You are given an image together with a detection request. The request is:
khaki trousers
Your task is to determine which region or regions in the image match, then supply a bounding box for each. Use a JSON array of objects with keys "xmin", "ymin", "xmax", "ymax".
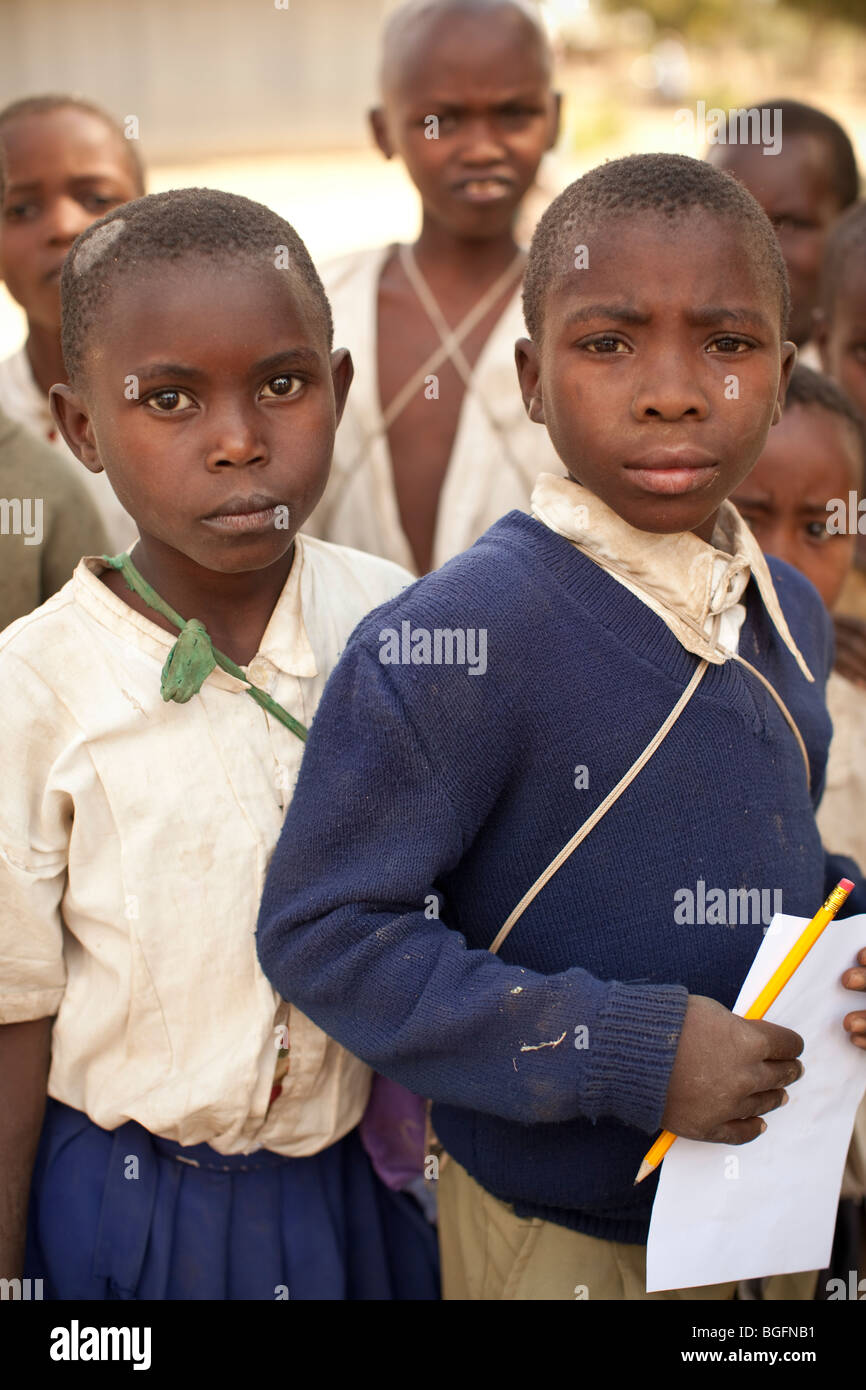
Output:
[{"xmin": 438, "ymin": 1154, "xmax": 739, "ymax": 1301}]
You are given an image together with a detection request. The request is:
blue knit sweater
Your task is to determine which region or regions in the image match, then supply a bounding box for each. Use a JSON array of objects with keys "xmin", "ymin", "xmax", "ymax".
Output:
[{"xmin": 257, "ymin": 512, "xmax": 863, "ymax": 1244}]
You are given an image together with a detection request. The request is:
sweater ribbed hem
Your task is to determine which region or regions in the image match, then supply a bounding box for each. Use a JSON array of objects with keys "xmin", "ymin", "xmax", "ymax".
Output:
[
  {"xmin": 582, "ymin": 982, "xmax": 689, "ymax": 1132},
  {"xmin": 508, "ymin": 1197, "xmax": 652, "ymax": 1246}
]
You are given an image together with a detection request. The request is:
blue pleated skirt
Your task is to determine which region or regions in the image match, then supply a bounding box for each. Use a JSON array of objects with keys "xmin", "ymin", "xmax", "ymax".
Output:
[{"xmin": 24, "ymin": 1098, "xmax": 440, "ymax": 1300}]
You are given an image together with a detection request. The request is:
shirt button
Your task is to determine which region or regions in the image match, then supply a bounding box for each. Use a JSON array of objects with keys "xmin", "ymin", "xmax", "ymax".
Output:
[{"xmin": 246, "ymin": 658, "xmax": 270, "ymax": 686}]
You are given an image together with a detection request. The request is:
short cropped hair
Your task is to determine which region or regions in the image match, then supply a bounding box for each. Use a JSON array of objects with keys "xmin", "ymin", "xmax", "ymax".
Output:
[
  {"xmin": 784, "ymin": 362, "xmax": 866, "ymax": 478},
  {"xmin": 379, "ymin": 0, "xmax": 553, "ymax": 92},
  {"xmin": 819, "ymin": 199, "xmax": 866, "ymax": 320},
  {"xmin": 60, "ymin": 187, "xmax": 334, "ymax": 387},
  {"xmin": 759, "ymin": 99, "xmax": 860, "ymax": 210},
  {"xmin": 0, "ymin": 94, "xmax": 146, "ymax": 198},
  {"xmin": 523, "ymin": 153, "xmax": 791, "ymax": 342}
]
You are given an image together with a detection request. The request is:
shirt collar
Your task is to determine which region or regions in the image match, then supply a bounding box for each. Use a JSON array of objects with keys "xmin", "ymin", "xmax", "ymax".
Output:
[
  {"xmin": 530, "ymin": 472, "xmax": 813, "ymax": 680},
  {"xmin": 73, "ymin": 534, "xmax": 318, "ymax": 692}
]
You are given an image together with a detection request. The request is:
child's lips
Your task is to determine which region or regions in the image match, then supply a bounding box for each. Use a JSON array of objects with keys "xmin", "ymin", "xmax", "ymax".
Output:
[
  {"xmin": 625, "ymin": 452, "xmax": 720, "ymax": 497},
  {"xmin": 202, "ymin": 494, "xmax": 286, "ymax": 533},
  {"xmin": 451, "ymin": 177, "xmax": 515, "ymax": 204}
]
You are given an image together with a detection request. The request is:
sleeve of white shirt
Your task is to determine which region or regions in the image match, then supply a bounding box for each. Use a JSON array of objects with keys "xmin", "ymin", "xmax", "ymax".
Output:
[{"xmin": 0, "ymin": 646, "xmax": 72, "ymax": 1022}]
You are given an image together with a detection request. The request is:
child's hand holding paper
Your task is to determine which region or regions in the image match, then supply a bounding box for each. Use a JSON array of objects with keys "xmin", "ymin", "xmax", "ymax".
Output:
[
  {"xmin": 842, "ymin": 947, "xmax": 866, "ymax": 1048},
  {"xmin": 647, "ymin": 908, "xmax": 866, "ymax": 1291},
  {"xmin": 660, "ymin": 996, "xmax": 804, "ymax": 1145}
]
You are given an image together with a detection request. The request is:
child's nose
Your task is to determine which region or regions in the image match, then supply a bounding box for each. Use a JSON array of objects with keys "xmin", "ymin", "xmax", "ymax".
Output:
[
  {"xmin": 458, "ymin": 118, "xmax": 507, "ymax": 164},
  {"xmin": 204, "ymin": 405, "xmax": 267, "ymax": 470},
  {"xmin": 44, "ymin": 195, "xmax": 94, "ymax": 245},
  {"xmin": 631, "ymin": 365, "xmax": 709, "ymax": 421}
]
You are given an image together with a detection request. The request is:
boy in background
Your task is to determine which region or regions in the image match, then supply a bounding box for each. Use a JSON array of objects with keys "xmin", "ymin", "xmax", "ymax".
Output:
[
  {"xmin": 258, "ymin": 155, "xmax": 866, "ymax": 1299},
  {"xmin": 0, "ymin": 95, "xmax": 144, "ymax": 551},
  {"xmin": 732, "ymin": 363, "xmax": 866, "ymax": 1296},
  {"xmin": 708, "ymin": 99, "xmax": 859, "ymax": 362},
  {"xmin": 304, "ymin": 0, "xmax": 565, "ymax": 575},
  {"xmin": 816, "ymin": 201, "xmax": 866, "ymax": 643}
]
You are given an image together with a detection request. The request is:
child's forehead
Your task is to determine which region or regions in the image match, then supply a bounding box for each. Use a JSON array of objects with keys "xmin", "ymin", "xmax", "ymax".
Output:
[
  {"xmin": 712, "ymin": 137, "xmax": 836, "ymax": 211},
  {"xmin": 382, "ymin": 3, "xmax": 549, "ymax": 100},
  {"xmin": 100, "ymin": 255, "xmax": 325, "ymax": 349},
  {"xmin": 547, "ymin": 209, "xmax": 775, "ymax": 318},
  {"xmin": 831, "ymin": 258, "xmax": 866, "ymax": 311},
  {"xmin": 769, "ymin": 404, "xmax": 862, "ymax": 484},
  {"xmin": 1, "ymin": 107, "xmax": 131, "ymax": 179}
]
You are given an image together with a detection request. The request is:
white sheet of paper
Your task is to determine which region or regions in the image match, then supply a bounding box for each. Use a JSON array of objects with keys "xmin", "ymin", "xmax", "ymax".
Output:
[{"xmin": 646, "ymin": 912, "xmax": 866, "ymax": 1292}]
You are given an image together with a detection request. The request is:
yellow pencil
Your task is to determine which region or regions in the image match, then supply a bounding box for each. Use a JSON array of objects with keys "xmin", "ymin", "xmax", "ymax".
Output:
[{"xmin": 634, "ymin": 877, "xmax": 855, "ymax": 1185}]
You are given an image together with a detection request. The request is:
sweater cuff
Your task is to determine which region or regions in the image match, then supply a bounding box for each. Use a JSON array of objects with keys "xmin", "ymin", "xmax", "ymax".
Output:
[{"xmin": 581, "ymin": 981, "xmax": 688, "ymax": 1133}]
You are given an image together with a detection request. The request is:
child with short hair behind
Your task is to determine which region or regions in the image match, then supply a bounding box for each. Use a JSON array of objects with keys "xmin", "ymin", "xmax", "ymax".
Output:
[
  {"xmin": 732, "ymin": 362, "xmax": 866, "ymax": 1293},
  {"xmin": 0, "ymin": 95, "xmax": 144, "ymax": 551},
  {"xmin": 258, "ymin": 154, "xmax": 866, "ymax": 1300},
  {"xmin": 304, "ymin": 0, "xmax": 565, "ymax": 575},
  {"xmin": 815, "ymin": 201, "xmax": 866, "ymax": 642},
  {"xmin": 709, "ymin": 99, "xmax": 859, "ymax": 357},
  {"xmin": 0, "ymin": 187, "xmax": 438, "ymax": 1300}
]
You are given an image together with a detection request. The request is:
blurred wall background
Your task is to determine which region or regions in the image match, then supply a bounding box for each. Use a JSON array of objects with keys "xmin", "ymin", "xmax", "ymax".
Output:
[
  {"xmin": 0, "ymin": 0, "xmax": 863, "ymax": 353},
  {"xmin": 0, "ymin": 0, "xmax": 392, "ymax": 157}
]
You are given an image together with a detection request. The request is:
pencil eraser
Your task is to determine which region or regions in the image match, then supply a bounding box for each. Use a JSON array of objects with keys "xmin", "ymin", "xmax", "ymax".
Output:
[{"xmin": 841, "ymin": 879, "xmax": 855, "ymax": 892}]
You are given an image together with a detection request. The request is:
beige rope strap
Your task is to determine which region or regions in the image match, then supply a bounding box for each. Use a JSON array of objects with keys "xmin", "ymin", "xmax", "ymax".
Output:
[
  {"xmin": 731, "ymin": 652, "xmax": 810, "ymax": 783},
  {"xmin": 398, "ymin": 243, "xmax": 530, "ymax": 488},
  {"xmin": 568, "ymin": 539, "xmax": 812, "ymax": 785},
  {"xmin": 488, "ymin": 655, "xmax": 710, "ymax": 957},
  {"xmin": 487, "ymin": 567, "xmax": 814, "ymax": 957},
  {"xmin": 316, "ymin": 245, "xmax": 526, "ymax": 535}
]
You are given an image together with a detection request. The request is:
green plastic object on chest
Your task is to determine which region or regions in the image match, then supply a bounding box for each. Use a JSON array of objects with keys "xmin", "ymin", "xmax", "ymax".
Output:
[{"xmin": 102, "ymin": 553, "xmax": 307, "ymax": 743}]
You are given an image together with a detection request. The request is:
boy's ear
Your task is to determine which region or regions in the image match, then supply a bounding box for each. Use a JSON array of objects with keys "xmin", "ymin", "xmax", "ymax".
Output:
[
  {"xmin": 368, "ymin": 107, "xmax": 394, "ymax": 160},
  {"xmin": 49, "ymin": 384, "xmax": 104, "ymax": 474},
  {"xmin": 771, "ymin": 341, "xmax": 798, "ymax": 425},
  {"xmin": 330, "ymin": 347, "xmax": 354, "ymax": 426},
  {"xmin": 515, "ymin": 337, "xmax": 545, "ymax": 425}
]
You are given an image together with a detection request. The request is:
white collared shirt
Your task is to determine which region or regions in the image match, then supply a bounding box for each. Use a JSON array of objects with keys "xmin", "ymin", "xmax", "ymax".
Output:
[
  {"xmin": 530, "ymin": 472, "xmax": 814, "ymax": 679},
  {"xmin": 0, "ymin": 346, "xmax": 138, "ymax": 554},
  {"xmin": 303, "ymin": 245, "xmax": 566, "ymax": 573},
  {"xmin": 0, "ymin": 534, "xmax": 411, "ymax": 1154}
]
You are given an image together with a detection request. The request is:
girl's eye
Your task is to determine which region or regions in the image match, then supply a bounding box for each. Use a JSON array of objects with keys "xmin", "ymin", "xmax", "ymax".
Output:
[
  {"xmin": 260, "ymin": 375, "xmax": 303, "ymax": 399},
  {"xmin": 584, "ymin": 336, "xmax": 628, "ymax": 354},
  {"xmin": 805, "ymin": 520, "xmax": 830, "ymax": 542},
  {"xmin": 708, "ymin": 336, "xmax": 750, "ymax": 353},
  {"xmin": 147, "ymin": 388, "xmax": 194, "ymax": 412}
]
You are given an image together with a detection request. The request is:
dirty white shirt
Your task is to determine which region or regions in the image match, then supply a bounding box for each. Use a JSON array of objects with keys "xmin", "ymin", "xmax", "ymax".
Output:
[
  {"xmin": 0, "ymin": 534, "xmax": 411, "ymax": 1154},
  {"xmin": 303, "ymin": 245, "xmax": 566, "ymax": 573},
  {"xmin": 0, "ymin": 346, "xmax": 138, "ymax": 554},
  {"xmin": 530, "ymin": 472, "xmax": 814, "ymax": 677}
]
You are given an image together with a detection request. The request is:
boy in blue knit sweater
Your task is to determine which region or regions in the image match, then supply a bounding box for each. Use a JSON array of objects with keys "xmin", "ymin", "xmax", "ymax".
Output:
[{"xmin": 257, "ymin": 155, "xmax": 866, "ymax": 1300}]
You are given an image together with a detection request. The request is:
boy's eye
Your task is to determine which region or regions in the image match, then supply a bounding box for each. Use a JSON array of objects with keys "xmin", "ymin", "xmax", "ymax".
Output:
[
  {"xmin": 583, "ymin": 335, "xmax": 629, "ymax": 354},
  {"xmin": 4, "ymin": 201, "xmax": 39, "ymax": 221},
  {"xmin": 81, "ymin": 193, "xmax": 119, "ymax": 213},
  {"xmin": 497, "ymin": 106, "xmax": 536, "ymax": 125},
  {"xmin": 805, "ymin": 520, "xmax": 831, "ymax": 542},
  {"xmin": 707, "ymin": 336, "xmax": 751, "ymax": 353},
  {"xmin": 260, "ymin": 375, "xmax": 303, "ymax": 399},
  {"xmin": 146, "ymin": 388, "xmax": 194, "ymax": 412}
]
